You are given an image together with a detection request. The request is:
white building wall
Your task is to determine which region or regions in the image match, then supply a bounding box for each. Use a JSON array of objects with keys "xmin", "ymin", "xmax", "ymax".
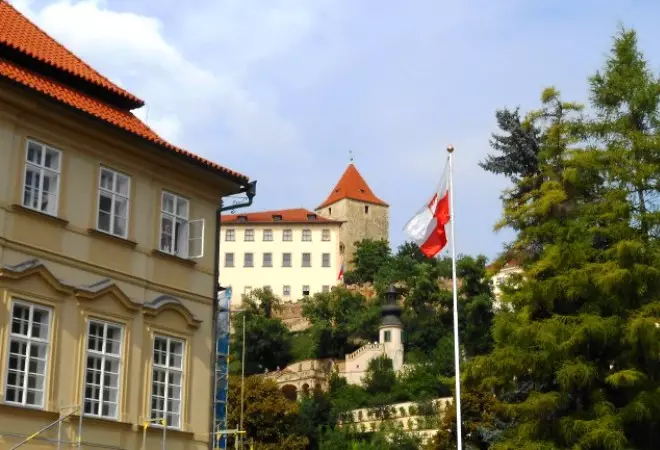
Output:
[
  {"xmin": 380, "ymin": 325, "xmax": 404, "ymax": 372},
  {"xmin": 220, "ymin": 222, "xmax": 342, "ymax": 306}
]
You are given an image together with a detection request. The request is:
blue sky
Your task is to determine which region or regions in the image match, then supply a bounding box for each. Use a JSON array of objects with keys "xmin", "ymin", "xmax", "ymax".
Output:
[{"xmin": 14, "ymin": 0, "xmax": 660, "ymax": 260}]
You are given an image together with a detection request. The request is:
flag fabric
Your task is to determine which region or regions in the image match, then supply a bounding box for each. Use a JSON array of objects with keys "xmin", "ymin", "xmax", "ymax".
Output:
[
  {"xmin": 403, "ymin": 161, "xmax": 451, "ymax": 258},
  {"xmin": 337, "ymin": 262, "xmax": 345, "ymax": 281}
]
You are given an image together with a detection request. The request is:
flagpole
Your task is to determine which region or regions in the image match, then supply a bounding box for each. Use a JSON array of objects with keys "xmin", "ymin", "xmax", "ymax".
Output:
[{"xmin": 447, "ymin": 144, "xmax": 463, "ymax": 449}]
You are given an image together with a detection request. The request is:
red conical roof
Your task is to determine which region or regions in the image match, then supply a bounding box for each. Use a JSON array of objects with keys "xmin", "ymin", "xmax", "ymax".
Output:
[{"xmin": 317, "ymin": 163, "xmax": 388, "ymax": 209}]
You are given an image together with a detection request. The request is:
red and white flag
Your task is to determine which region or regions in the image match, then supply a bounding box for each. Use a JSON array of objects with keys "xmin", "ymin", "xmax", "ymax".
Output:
[{"xmin": 403, "ymin": 162, "xmax": 451, "ymax": 258}]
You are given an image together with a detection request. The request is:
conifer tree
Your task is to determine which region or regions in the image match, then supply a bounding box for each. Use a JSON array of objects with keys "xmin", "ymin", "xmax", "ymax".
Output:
[{"xmin": 466, "ymin": 28, "xmax": 660, "ymax": 449}]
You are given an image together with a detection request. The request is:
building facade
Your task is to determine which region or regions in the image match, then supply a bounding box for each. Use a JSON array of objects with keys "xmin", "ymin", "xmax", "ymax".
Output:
[
  {"xmin": 315, "ymin": 163, "xmax": 389, "ymax": 270},
  {"xmin": 220, "ymin": 209, "xmax": 342, "ymax": 305},
  {"xmin": 0, "ymin": 3, "xmax": 251, "ymax": 449}
]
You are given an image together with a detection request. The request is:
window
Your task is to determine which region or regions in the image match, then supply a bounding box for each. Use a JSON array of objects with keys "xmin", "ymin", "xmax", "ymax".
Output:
[
  {"xmin": 302, "ymin": 229, "xmax": 311, "ymax": 242},
  {"xmin": 244, "ymin": 253, "xmax": 254, "ymax": 267},
  {"xmin": 384, "ymin": 330, "xmax": 391, "ymax": 343},
  {"xmin": 263, "ymin": 229, "xmax": 273, "ymax": 241},
  {"xmin": 322, "ymin": 229, "xmax": 331, "ymax": 241},
  {"xmin": 244, "ymin": 229, "xmax": 254, "ymax": 241},
  {"xmin": 322, "ymin": 253, "xmax": 331, "ymax": 267},
  {"xmin": 302, "ymin": 253, "xmax": 311, "ymax": 267},
  {"xmin": 365, "ymin": 205, "xmax": 369, "ymax": 214},
  {"xmin": 5, "ymin": 300, "xmax": 51, "ymax": 408},
  {"xmin": 97, "ymin": 167, "xmax": 130, "ymax": 238},
  {"xmin": 283, "ymin": 285, "xmax": 291, "ymax": 296},
  {"xmin": 159, "ymin": 192, "xmax": 204, "ymax": 259},
  {"xmin": 328, "ymin": 208, "xmax": 332, "ymax": 216},
  {"xmin": 151, "ymin": 336, "xmax": 184, "ymax": 428},
  {"xmin": 244, "ymin": 286, "xmax": 252, "ymax": 295},
  {"xmin": 322, "ymin": 285, "xmax": 330, "ymax": 293},
  {"xmin": 22, "ymin": 139, "xmax": 61, "ymax": 216},
  {"xmin": 273, "ymin": 215, "xmax": 282, "ymax": 221},
  {"xmin": 283, "ymin": 229, "xmax": 292, "ymax": 241},
  {"xmin": 263, "ymin": 252, "xmax": 272, "ymax": 267},
  {"xmin": 302, "ymin": 285, "xmax": 310, "ymax": 296},
  {"xmin": 225, "ymin": 253, "xmax": 234, "ymax": 267},
  {"xmin": 225, "ymin": 229, "xmax": 235, "ymax": 241},
  {"xmin": 282, "ymin": 253, "xmax": 292, "ymax": 267},
  {"xmin": 84, "ymin": 320, "xmax": 123, "ymax": 419}
]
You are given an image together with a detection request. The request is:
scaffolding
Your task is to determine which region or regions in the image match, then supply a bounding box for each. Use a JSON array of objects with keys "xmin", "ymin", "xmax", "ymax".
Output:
[{"xmin": 213, "ymin": 286, "xmax": 233, "ymax": 450}]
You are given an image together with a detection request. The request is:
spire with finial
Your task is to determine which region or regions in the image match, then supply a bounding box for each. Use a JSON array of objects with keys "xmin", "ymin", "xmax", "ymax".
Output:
[
  {"xmin": 380, "ymin": 285, "xmax": 403, "ymax": 328},
  {"xmin": 349, "ymin": 149, "xmax": 354, "ymax": 163}
]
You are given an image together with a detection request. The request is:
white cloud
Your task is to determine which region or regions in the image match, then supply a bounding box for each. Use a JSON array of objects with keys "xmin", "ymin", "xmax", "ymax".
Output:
[{"xmin": 13, "ymin": 0, "xmax": 304, "ymax": 157}]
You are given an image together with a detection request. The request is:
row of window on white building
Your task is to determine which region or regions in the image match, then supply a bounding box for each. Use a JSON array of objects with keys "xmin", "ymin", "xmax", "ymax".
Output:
[
  {"xmin": 245, "ymin": 285, "xmax": 331, "ymax": 297},
  {"xmin": 5, "ymin": 299, "xmax": 184, "ymax": 429},
  {"xmin": 225, "ymin": 228, "xmax": 331, "ymax": 242},
  {"xmin": 225, "ymin": 252, "xmax": 333, "ymax": 268}
]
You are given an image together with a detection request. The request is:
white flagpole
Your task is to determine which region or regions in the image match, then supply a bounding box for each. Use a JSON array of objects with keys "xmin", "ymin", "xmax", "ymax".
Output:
[{"xmin": 447, "ymin": 144, "xmax": 463, "ymax": 449}]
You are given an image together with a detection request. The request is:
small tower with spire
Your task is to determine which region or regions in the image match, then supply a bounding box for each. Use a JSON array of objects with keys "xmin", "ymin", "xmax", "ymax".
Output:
[
  {"xmin": 316, "ymin": 160, "xmax": 389, "ymax": 269},
  {"xmin": 380, "ymin": 286, "xmax": 404, "ymax": 372}
]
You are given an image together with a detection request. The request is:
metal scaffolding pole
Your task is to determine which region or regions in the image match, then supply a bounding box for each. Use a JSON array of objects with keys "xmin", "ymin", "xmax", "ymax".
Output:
[
  {"xmin": 10, "ymin": 408, "xmax": 80, "ymax": 450},
  {"xmin": 57, "ymin": 404, "xmax": 82, "ymax": 450},
  {"xmin": 140, "ymin": 417, "xmax": 168, "ymax": 450}
]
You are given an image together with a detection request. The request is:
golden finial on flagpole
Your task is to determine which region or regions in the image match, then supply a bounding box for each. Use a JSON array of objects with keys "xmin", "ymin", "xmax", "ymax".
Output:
[{"xmin": 447, "ymin": 144, "xmax": 455, "ymax": 153}]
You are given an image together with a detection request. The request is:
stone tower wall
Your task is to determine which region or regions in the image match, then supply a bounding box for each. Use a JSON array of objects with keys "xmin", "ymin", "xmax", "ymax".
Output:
[{"xmin": 317, "ymin": 200, "xmax": 389, "ymax": 269}]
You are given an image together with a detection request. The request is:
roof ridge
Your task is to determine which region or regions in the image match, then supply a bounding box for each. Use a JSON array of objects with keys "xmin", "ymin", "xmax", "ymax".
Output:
[{"xmin": 0, "ymin": 1, "xmax": 144, "ymax": 106}]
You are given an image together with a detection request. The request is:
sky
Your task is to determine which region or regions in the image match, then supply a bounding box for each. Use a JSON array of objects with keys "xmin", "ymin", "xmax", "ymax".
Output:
[{"xmin": 11, "ymin": 0, "xmax": 660, "ymax": 260}]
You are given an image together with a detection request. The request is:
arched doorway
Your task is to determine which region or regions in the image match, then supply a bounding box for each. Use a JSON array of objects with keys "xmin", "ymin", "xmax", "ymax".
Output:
[{"xmin": 281, "ymin": 384, "xmax": 297, "ymax": 401}]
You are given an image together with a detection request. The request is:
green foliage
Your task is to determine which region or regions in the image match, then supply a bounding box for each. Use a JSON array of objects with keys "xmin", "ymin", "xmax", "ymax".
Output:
[
  {"xmin": 227, "ymin": 375, "xmax": 308, "ymax": 450},
  {"xmin": 467, "ymin": 27, "xmax": 660, "ymax": 450},
  {"xmin": 291, "ymin": 330, "xmax": 317, "ymax": 361},
  {"xmin": 363, "ymin": 355, "xmax": 397, "ymax": 396},
  {"xmin": 302, "ymin": 287, "xmax": 380, "ymax": 359},
  {"xmin": 230, "ymin": 288, "xmax": 292, "ymax": 375},
  {"xmin": 345, "ymin": 238, "xmax": 392, "ymax": 284}
]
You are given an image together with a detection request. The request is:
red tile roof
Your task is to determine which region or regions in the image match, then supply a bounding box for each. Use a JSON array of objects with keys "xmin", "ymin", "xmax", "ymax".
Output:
[
  {"xmin": 0, "ymin": 1, "xmax": 248, "ymax": 183},
  {"xmin": 317, "ymin": 163, "xmax": 388, "ymax": 209},
  {"xmin": 222, "ymin": 208, "xmax": 341, "ymax": 224},
  {"xmin": 0, "ymin": 1, "xmax": 142, "ymax": 107}
]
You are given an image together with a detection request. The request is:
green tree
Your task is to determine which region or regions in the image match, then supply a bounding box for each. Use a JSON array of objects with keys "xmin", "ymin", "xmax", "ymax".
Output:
[
  {"xmin": 227, "ymin": 376, "xmax": 308, "ymax": 450},
  {"xmin": 467, "ymin": 29, "xmax": 660, "ymax": 449},
  {"xmin": 302, "ymin": 287, "xmax": 380, "ymax": 359},
  {"xmin": 457, "ymin": 255, "xmax": 495, "ymax": 357},
  {"xmin": 363, "ymin": 355, "xmax": 397, "ymax": 396},
  {"xmin": 344, "ymin": 239, "xmax": 392, "ymax": 284},
  {"xmin": 230, "ymin": 289, "xmax": 292, "ymax": 375},
  {"xmin": 294, "ymin": 389, "xmax": 335, "ymax": 450}
]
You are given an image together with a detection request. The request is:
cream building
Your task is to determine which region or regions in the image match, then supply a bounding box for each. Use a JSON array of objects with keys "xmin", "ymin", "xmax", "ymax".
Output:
[
  {"xmin": 490, "ymin": 261, "xmax": 523, "ymax": 309},
  {"xmin": 0, "ymin": 3, "xmax": 252, "ymax": 449},
  {"xmin": 220, "ymin": 208, "xmax": 342, "ymax": 305}
]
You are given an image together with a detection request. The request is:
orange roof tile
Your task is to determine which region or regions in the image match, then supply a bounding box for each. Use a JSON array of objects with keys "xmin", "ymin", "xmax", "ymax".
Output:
[
  {"xmin": 222, "ymin": 208, "xmax": 341, "ymax": 224},
  {"xmin": 0, "ymin": 1, "xmax": 143, "ymax": 107},
  {"xmin": 0, "ymin": 59, "xmax": 248, "ymax": 182},
  {"xmin": 317, "ymin": 163, "xmax": 388, "ymax": 209}
]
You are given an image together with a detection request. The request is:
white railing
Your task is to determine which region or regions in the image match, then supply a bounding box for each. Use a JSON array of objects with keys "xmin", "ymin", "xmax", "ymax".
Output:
[{"xmin": 346, "ymin": 343, "xmax": 384, "ymax": 360}]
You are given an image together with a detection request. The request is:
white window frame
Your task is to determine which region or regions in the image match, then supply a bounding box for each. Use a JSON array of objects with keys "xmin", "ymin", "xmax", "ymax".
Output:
[
  {"xmin": 96, "ymin": 167, "xmax": 131, "ymax": 239},
  {"xmin": 322, "ymin": 229, "xmax": 331, "ymax": 241},
  {"xmin": 159, "ymin": 191, "xmax": 205, "ymax": 259},
  {"xmin": 302, "ymin": 252, "xmax": 311, "ymax": 267},
  {"xmin": 282, "ymin": 253, "xmax": 292, "ymax": 268},
  {"xmin": 244, "ymin": 253, "xmax": 254, "ymax": 267},
  {"xmin": 302, "ymin": 229, "xmax": 312, "ymax": 242},
  {"xmin": 322, "ymin": 285, "xmax": 330, "ymax": 293},
  {"xmin": 283, "ymin": 229, "xmax": 292, "ymax": 241},
  {"xmin": 302, "ymin": 285, "xmax": 310, "ymax": 296},
  {"xmin": 283, "ymin": 285, "xmax": 291, "ymax": 297},
  {"xmin": 263, "ymin": 252, "xmax": 272, "ymax": 267},
  {"xmin": 263, "ymin": 229, "xmax": 273, "ymax": 241},
  {"xmin": 150, "ymin": 335, "xmax": 184, "ymax": 429},
  {"xmin": 322, "ymin": 253, "xmax": 331, "ymax": 268},
  {"xmin": 225, "ymin": 252, "xmax": 234, "ymax": 267},
  {"xmin": 244, "ymin": 229, "xmax": 255, "ymax": 242},
  {"xmin": 4, "ymin": 300, "xmax": 52, "ymax": 409},
  {"xmin": 83, "ymin": 319, "xmax": 124, "ymax": 420},
  {"xmin": 225, "ymin": 229, "xmax": 235, "ymax": 242},
  {"xmin": 22, "ymin": 139, "xmax": 61, "ymax": 216}
]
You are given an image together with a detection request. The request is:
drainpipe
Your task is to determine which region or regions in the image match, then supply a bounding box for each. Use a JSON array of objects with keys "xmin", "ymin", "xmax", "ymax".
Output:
[{"xmin": 210, "ymin": 180, "xmax": 257, "ymax": 450}]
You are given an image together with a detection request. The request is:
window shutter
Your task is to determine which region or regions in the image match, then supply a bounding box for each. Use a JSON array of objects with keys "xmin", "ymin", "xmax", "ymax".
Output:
[{"xmin": 188, "ymin": 219, "xmax": 205, "ymax": 259}]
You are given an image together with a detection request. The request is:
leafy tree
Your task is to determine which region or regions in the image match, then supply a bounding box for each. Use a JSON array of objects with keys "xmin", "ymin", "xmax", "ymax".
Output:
[
  {"xmin": 295, "ymin": 389, "xmax": 335, "ymax": 450},
  {"xmin": 302, "ymin": 287, "xmax": 380, "ymax": 359},
  {"xmin": 345, "ymin": 239, "xmax": 392, "ymax": 284},
  {"xmin": 231, "ymin": 288, "xmax": 292, "ymax": 375},
  {"xmin": 363, "ymin": 355, "xmax": 397, "ymax": 396},
  {"xmin": 467, "ymin": 29, "xmax": 660, "ymax": 449},
  {"xmin": 227, "ymin": 376, "xmax": 308, "ymax": 450},
  {"xmin": 457, "ymin": 255, "xmax": 495, "ymax": 357}
]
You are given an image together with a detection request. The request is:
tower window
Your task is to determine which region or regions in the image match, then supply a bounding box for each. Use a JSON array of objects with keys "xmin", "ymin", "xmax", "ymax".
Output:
[
  {"xmin": 328, "ymin": 208, "xmax": 332, "ymax": 215},
  {"xmin": 364, "ymin": 205, "xmax": 369, "ymax": 214},
  {"xmin": 384, "ymin": 330, "xmax": 391, "ymax": 342}
]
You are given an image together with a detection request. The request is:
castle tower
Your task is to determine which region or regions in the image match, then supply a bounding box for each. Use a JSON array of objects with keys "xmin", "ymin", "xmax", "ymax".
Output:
[
  {"xmin": 315, "ymin": 163, "xmax": 389, "ymax": 269},
  {"xmin": 379, "ymin": 286, "xmax": 404, "ymax": 372}
]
